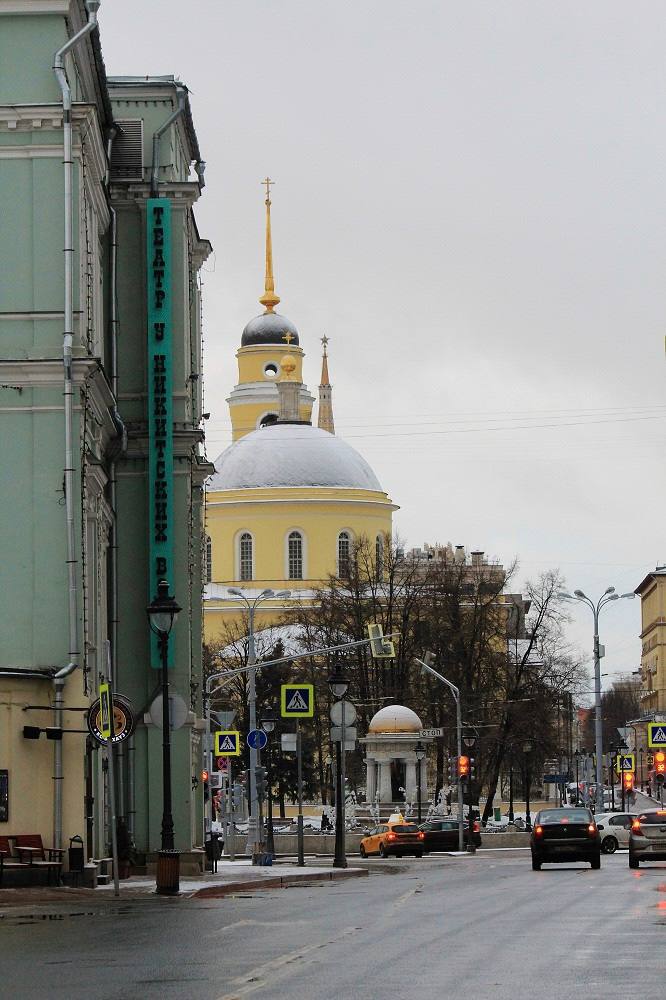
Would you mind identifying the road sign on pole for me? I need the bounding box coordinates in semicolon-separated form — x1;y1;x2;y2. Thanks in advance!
420;727;443;739
215;730;241;756
616;753;635;773
330;700;357;726
247;729;268;751
281;684;314;718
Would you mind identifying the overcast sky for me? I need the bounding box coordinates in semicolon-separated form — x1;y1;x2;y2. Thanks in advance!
99;1;666;686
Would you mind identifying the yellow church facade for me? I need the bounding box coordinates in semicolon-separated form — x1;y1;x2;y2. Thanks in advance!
204;183;396;640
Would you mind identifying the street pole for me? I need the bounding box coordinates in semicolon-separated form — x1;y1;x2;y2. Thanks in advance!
296;719;304;867
265;743;275;857
508;755;514;823
524;752;531;831
246;601;259;861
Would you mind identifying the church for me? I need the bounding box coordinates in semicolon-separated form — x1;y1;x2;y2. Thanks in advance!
204;183;398;638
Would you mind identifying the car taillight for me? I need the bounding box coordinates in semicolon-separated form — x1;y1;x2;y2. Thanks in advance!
418;831;425;840
588;823;597;835
631;819;641;832
534;825;543;837
387;833;396;841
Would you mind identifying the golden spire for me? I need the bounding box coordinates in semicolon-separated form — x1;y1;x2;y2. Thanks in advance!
318;335;335;434
259;176;280;313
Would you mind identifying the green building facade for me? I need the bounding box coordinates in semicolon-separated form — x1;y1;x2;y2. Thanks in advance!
0;0;212;864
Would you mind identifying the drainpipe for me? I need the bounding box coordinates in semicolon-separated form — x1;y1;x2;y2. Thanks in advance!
52;0;100;850
151;85;186;197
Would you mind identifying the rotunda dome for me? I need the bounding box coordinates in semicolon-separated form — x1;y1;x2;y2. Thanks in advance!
241;312;299;347
209;423;384;492
368;705;423;734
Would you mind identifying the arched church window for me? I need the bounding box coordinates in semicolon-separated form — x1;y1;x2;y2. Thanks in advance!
288;531;303;580
337;531;351;578
239;532;253;581
375;534;384;582
205;535;212;584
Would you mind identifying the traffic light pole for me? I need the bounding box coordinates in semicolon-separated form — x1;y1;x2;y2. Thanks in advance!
297;719;304;867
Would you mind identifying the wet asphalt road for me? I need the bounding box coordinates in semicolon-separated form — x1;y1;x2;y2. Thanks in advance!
1;850;665;1000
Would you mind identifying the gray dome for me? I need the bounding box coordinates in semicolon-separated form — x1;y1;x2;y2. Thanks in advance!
209;423;384;492
241;312;300;347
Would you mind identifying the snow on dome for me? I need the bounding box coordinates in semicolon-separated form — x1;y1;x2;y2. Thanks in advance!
368;705;423;734
209;423;384;492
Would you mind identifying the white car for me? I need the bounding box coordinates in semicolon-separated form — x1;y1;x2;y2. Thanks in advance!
595;812;637;853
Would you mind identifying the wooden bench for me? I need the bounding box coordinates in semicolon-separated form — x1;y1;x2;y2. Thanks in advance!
0;836;31;887
14;835;65;885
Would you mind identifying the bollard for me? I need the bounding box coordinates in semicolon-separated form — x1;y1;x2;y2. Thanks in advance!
156;849;180;895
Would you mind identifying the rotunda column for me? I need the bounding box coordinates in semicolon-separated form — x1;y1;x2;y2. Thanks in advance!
365;756;377;803
405;759;417;803
378;760;393;802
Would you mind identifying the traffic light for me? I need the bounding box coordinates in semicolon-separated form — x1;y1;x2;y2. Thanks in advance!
232;783;244;810
654;751;666;775
202;769;209;803
657;774;665;787
622;772;634;792
366;623;396;658
447;757;456;783
469;755;476;780
255;766;267;800
201;769;209;783
458;755;470;780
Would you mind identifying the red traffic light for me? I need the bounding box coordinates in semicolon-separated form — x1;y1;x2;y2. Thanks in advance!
622;772;634;790
654;752;666;774
458;755;470;778
201;769;209;783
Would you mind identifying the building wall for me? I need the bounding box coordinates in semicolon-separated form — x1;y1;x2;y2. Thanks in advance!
228;344;314;441
638;572;666;715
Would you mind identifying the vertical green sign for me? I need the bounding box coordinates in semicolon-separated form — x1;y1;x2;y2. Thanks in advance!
147;198;174;668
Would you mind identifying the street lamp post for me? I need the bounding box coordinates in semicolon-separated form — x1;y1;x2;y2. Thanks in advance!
328;665;349;869
227;587;291;863
523;741;533;831
146;579;181;895
415;741;426;823
260;706;276;857
558;587;636;815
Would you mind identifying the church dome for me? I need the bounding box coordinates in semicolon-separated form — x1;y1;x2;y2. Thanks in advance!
209;423;384;492
368;705;423;734
241;312;300;347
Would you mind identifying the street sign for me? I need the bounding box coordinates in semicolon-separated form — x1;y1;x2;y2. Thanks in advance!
647;723;666;749
99;683;112;739
148;692;190;731
330;725;357;750
87;692;135;746
215;730;241;756
215;756;229;774
281;683;314;718
420;727;444;738
281;733;298;753
616;753;635;773
330;700;357;726
247;728;268;751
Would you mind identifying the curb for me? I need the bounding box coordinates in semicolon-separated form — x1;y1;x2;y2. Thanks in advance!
191;867;368;899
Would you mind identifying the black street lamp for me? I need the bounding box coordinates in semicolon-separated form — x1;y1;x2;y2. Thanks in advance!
523;741;533;831
415;741;426;823
147;579;181;895
260;707;277;857
328;665;349;869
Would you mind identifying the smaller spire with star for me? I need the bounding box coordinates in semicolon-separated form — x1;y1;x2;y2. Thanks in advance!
317;335;335;435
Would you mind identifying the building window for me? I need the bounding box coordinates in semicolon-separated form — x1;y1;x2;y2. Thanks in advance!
375;534;384;581
338;531;351;578
239;532;253;581
205;535;212;583
288;531;303;580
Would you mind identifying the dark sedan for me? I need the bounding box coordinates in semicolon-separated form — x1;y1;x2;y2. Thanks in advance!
419;818;481;852
530;807;601;870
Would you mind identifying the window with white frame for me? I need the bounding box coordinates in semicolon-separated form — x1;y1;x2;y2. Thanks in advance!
239;532;253;581
288;531;303;580
338;531;351;578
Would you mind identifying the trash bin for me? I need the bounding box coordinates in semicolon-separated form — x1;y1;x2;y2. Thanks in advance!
205;834;223;873
68;835;84;885
493;808;501;823
156;849;180;895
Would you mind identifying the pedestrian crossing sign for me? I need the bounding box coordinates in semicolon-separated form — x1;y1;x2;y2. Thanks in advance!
214;730;241;756
615;754;635;773
281;684;314;718
647;723;666;749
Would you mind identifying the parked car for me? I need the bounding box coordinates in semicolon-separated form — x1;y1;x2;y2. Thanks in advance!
359;820;425;858
595;812;636;853
629;809;666;868
419;818;481;852
530;807;601;870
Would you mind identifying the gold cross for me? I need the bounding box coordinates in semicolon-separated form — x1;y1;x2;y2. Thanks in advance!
261;176;274;203
283;331;295;345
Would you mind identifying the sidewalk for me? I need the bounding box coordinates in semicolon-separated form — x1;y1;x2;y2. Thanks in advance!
0;858;367;911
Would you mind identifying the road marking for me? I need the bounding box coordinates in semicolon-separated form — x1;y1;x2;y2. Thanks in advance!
216;925;360;999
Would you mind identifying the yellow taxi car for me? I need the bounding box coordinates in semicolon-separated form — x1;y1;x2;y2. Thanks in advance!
359;816;425;858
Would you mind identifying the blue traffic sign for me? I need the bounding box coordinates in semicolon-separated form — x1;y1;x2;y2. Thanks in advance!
247;728;268;751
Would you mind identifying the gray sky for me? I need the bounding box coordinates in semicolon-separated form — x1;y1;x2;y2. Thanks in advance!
100;1;666;685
